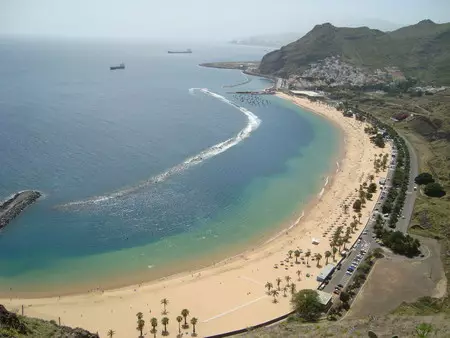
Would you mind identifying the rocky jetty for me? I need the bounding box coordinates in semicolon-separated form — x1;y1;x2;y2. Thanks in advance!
0;190;41;229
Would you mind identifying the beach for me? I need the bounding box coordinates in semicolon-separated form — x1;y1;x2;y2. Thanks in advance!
0;93;390;337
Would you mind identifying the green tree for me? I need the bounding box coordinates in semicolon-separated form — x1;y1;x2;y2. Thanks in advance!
353;199;362;212
414;173;434;185
176;316;183;335
276;277;282;290
190;317;198;336
368;183;377;193
161;317;169;336
294;249;301;263
291;289;323;322
424;182;446;197
181;309;190;329
324;251;331;265
107;329;115;338
161;298;169;314
150;318;158;338
339;291;350;303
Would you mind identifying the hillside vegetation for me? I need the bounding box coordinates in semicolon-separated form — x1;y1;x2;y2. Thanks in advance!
259;20;450;84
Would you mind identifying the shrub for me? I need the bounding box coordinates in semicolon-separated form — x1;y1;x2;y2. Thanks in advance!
414;173;435;185
424;182;446;198
353;199;362;212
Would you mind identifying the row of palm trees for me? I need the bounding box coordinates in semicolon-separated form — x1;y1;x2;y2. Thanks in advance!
265;279;298;303
106;303;198;337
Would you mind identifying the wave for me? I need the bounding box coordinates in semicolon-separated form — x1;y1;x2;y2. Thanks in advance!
58;88;261;208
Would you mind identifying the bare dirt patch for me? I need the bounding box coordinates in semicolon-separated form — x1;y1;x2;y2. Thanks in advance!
347;237;446;318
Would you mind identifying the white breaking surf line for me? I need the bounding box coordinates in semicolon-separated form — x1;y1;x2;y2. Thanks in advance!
202;295;268;323
58;88;261;208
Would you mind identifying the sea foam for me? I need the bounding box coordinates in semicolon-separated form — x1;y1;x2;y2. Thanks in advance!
59;89;261;208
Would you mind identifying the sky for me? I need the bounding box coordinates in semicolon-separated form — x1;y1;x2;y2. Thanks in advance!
1;0;450;40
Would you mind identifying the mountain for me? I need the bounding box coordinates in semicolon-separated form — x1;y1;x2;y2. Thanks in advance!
230;32;303;47
259;20;450;85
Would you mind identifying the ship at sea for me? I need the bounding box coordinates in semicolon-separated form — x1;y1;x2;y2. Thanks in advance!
110;63;125;70
168;49;192;54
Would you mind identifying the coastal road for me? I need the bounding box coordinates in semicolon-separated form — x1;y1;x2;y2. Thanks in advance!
324;137;419;294
396;137;419;234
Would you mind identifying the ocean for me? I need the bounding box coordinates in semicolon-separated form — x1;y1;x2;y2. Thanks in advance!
0;38;339;294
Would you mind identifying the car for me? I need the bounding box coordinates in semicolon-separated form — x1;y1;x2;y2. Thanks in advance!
333;289;340;295
347;267;355;272
414;186;417;191
362;230;368;235
345;271;352;276
337;284;344;288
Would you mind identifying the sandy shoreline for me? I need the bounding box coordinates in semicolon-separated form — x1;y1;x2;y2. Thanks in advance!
0;93;390;337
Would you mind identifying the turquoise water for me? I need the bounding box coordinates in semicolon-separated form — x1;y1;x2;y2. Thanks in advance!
0;39;339;294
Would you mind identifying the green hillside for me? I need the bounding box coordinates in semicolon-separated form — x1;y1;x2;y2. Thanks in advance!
259;20;450;84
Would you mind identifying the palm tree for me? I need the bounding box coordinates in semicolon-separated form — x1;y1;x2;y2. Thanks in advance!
265;282;273;294
275;277;282;290
369;174;374;182
305;251;311;266
107;329;115;338
150;318;158;338
285;275;291;286
136;318;145;338
181;309;190;329
352;215;357;223
176;315;183;334
136;312;143;320
282;286;288;297
161;317;169;336
343;204;349;214
287;250;293;259
294;249;301;263
270;289;279;303
289;283;296;295
324;251;331;265
332;246;338;261
315;253;322;267
161;298;169;314
357;212;362;223
296;269;302;281
190;317;198;336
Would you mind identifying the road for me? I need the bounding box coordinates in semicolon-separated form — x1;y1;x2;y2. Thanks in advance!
323;138;419;294
396;137;419;233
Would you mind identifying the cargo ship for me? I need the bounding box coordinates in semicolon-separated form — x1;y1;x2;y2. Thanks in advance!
110;63;125;70
168;49;192;54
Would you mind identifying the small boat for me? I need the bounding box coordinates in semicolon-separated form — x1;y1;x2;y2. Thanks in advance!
110;63;125;70
168;49;192;54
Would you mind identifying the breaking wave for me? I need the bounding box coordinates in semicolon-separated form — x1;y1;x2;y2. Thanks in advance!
58;88;261;208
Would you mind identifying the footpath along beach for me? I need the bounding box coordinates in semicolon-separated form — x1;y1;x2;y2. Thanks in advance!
1;93;391;337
